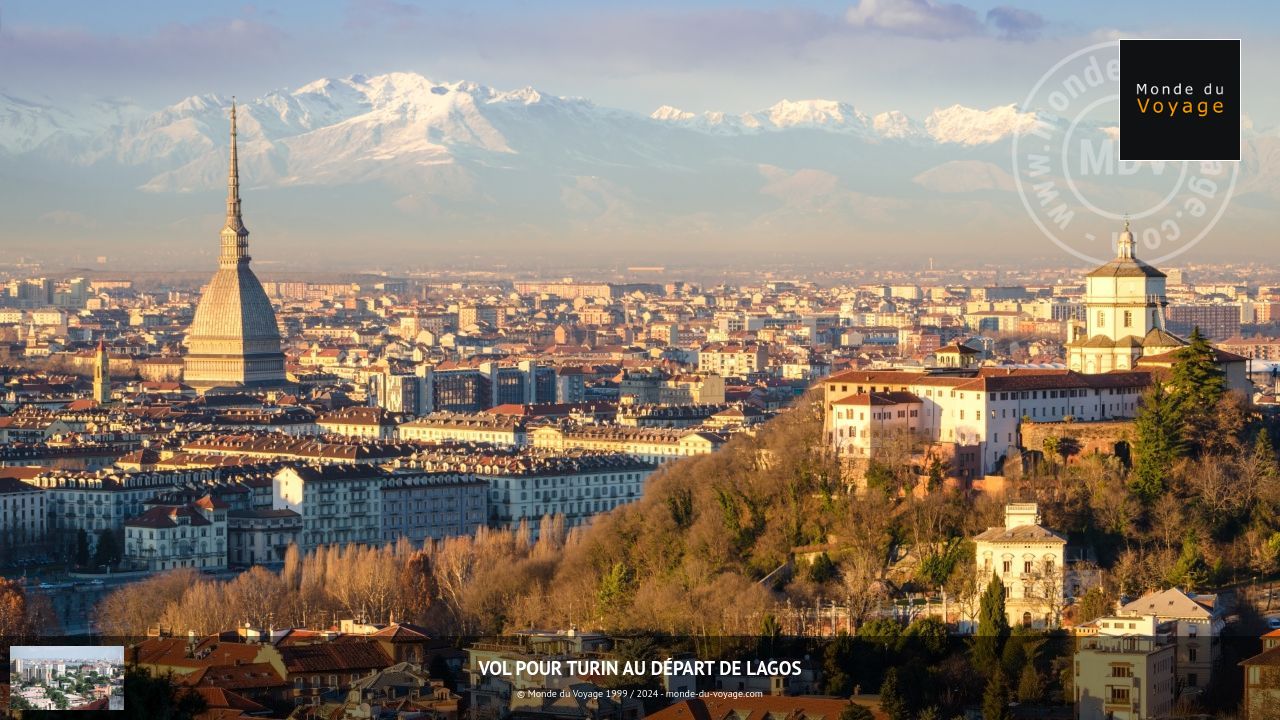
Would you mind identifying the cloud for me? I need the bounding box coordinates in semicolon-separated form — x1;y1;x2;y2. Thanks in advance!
845;0;983;40
344;0;423;31
985;6;1045;41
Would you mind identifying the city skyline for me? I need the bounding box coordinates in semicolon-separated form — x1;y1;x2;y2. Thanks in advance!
10;646;124;663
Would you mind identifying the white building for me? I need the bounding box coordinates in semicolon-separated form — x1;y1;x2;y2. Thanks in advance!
272;464;384;551
124;495;228;572
698;342;767;378
824;368;1148;478
398;413;528;446
1120;588;1224;693
973;503;1067;629
380;471;488;544
227;508;302;566
1074;613;1176;720
1066;222;1184;374
480;454;655;537
529;425;725;465
0;477;46;549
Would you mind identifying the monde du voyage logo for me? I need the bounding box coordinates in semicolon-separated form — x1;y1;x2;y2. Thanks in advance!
1120;39;1241;162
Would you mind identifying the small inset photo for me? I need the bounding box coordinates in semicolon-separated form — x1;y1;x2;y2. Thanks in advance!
7;646;124;712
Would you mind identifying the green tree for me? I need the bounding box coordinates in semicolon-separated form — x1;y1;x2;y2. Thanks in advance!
596;562;634;614
1073;586;1115;625
1042;436;1060;470
974;572;1010;671
1017;664;1043;703
879;668;910;720
808;552;837;584
982;670;1011;720
839;704;875;720
74;528;90;567
93;529;120;567
1166;532;1209;591
1131;381;1185;503
1168;327;1227;454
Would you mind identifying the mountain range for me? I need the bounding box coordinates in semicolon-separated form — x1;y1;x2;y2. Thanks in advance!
1;71;1275;267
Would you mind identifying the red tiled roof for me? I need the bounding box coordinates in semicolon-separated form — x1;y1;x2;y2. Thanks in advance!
280;641;391;673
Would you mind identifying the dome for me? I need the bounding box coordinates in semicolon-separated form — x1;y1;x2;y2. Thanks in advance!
187;264;282;353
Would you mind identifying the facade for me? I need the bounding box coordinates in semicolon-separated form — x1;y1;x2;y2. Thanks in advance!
824;367;1149;477
316;407;399;440
227;508;302;566
183;102;287;391
1074;614;1177;720
272;464;384;551
380;471;488;544
1120;588;1224;693
698;342;767;378
1066;222;1184;374
0;477;46;549
397;413;528;446
479;454;655;536
1240;629;1280;720
124;495;228;572
529;425;726;465
92;340;110;404
973;503;1067;629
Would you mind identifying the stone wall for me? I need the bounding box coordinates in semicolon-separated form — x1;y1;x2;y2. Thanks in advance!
1019;419;1135;467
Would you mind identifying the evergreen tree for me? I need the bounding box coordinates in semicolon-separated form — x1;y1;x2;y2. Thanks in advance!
974;573;1010;671
878;668;910;720
1131;381;1185;503
1166;532;1209;591
1168;327;1228;455
74;528;90;567
1017;664;1043;703
839;705;875;720
1169;327;1227;410
93;529;120;568
808;552;837;583
982;670;1011;720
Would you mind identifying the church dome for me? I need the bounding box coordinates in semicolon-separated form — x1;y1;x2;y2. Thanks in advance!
1086;221;1166;278
187;264;281;352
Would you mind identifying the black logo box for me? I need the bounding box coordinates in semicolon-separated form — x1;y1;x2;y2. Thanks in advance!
1119;39;1240;161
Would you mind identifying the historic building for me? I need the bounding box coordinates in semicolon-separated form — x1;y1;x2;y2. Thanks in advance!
973;503;1067;629
1066;221;1186;374
184;102;287;391
92;339;110;405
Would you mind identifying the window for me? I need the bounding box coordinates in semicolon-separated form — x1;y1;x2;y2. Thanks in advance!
1123;310;1133;327
1109;687;1130;703
1024;560;1033;574
1111;665;1132;678
1097;310;1105;326
1002;560;1011;573
1188;647;1198;662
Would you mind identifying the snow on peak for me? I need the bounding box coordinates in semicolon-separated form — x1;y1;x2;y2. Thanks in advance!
651;105;695;122
760;99;868;131
924;103;1043;145
872;110;926;141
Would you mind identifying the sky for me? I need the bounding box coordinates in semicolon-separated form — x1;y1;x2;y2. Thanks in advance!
3;0;1278;120
2;0;1279;269
10;645;123;662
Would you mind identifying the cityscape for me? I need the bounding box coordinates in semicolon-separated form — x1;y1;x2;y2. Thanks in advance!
6;646;123;711
2;2;1280;720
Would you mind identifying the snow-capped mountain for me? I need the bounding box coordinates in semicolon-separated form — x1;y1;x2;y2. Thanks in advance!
0;71;1272;264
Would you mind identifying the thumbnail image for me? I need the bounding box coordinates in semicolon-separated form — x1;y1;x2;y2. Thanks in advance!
7;647;124;712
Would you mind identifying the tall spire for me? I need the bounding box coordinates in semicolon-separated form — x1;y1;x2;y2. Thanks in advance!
219;97;250;268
